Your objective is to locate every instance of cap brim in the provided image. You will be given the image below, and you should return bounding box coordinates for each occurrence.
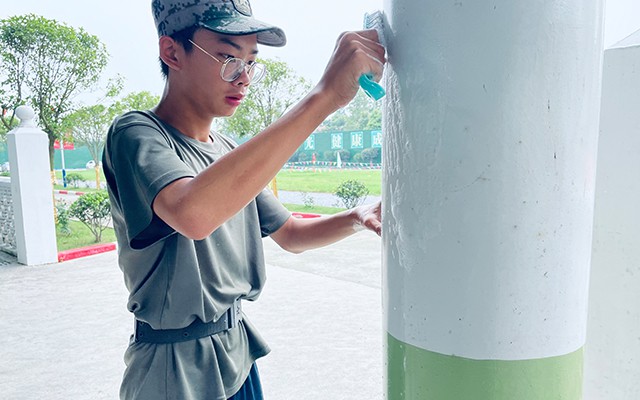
[200,17,287,47]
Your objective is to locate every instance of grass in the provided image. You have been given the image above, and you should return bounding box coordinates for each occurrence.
[282,203,344,215]
[51,168,373,250]
[275,169,382,195]
[56,220,116,252]
[55,169,106,182]
[52,168,383,195]
[53,169,105,192]
[54,204,334,253]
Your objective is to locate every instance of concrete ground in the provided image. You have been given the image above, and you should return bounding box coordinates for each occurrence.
[0,231,383,400]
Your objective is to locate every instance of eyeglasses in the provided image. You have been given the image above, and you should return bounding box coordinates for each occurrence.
[188,39,266,84]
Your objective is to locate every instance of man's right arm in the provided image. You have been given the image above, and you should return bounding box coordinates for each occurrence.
[153,30,386,240]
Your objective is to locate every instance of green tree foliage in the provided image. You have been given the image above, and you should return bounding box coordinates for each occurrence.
[0,102,18,140]
[318,90,382,132]
[218,57,311,137]
[109,90,160,117]
[68,104,114,168]
[0,14,109,169]
[68,87,159,167]
[334,180,369,209]
[55,200,72,236]
[68,192,111,242]
[67,87,159,189]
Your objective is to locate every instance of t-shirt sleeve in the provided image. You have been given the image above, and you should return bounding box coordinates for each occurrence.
[255,188,291,237]
[107,118,195,248]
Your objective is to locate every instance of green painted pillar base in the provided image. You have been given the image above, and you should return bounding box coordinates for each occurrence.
[386,333,583,400]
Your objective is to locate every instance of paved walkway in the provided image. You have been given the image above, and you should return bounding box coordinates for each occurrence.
[0,231,383,400]
[276,190,381,208]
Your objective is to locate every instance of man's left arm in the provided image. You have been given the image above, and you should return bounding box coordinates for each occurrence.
[269,201,381,254]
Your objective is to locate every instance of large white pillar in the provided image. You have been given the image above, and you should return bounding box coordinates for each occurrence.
[584,32,640,399]
[381,1,604,399]
[7,106,58,265]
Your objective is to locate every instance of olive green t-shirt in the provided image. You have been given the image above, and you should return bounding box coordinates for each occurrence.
[102,111,291,400]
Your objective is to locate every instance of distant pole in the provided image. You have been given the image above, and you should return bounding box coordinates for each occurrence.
[60,138,67,188]
[382,0,604,398]
[95,163,101,190]
[270,177,278,199]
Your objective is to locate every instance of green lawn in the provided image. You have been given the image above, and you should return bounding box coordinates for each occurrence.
[282,203,344,215]
[55,169,106,182]
[57,220,116,252]
[51,168,376,252]
[53,168,383,195]
[55,205,338,252]
[275,169,382,195]
[53,169,105,192]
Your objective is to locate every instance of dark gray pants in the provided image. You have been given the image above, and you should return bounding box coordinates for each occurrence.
[228,364,263,400]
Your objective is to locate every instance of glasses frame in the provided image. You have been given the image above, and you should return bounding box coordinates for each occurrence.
[187,39,266,84]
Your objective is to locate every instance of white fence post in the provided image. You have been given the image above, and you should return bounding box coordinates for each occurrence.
[584,34,640,399]
[7,105,58,265]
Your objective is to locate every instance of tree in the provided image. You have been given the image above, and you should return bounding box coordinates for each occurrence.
[318,90,382,132]
[217,57,311,137]
[68,191,111,242]
[0,14,109,170]
[69,104,113,169]
[109,90,160,118]
[0,85,19,140]
[68,88,160,189]
[69,88,160,167]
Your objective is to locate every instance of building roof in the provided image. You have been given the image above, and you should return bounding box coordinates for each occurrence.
[610,28,640,49]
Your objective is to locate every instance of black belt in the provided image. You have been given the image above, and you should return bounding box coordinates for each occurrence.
[134,299,242,344]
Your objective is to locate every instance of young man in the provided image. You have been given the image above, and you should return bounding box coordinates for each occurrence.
[102,0,385,398]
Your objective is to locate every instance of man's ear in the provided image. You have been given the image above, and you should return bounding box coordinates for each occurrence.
[159,36,182,72]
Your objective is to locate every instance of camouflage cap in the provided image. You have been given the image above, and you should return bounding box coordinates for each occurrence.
[151,0,286,47]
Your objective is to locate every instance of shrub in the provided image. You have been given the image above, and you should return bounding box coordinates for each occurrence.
[55,201,72,236]
[298,152,309,162]
[324,150,336,162]
[301,192,315,208]
[352,152,363,163]
[337,149,351,161]
[361,148,380,163]
[334,180,369,209]
[69,191,111,242]
[65,172,83,188]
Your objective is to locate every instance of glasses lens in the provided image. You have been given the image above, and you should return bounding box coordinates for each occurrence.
[250,63,266,83]
[221,58,244,82]
[221,58,266,84]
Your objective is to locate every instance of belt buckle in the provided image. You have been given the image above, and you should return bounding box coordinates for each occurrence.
[228,299,241,329]
[133,319,142,342]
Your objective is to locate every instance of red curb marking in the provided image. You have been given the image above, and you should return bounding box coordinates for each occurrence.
[54,190,85,196]
[57,242,116,262]
[292,212,321,219]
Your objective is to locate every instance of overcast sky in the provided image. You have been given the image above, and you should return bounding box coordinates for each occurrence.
[1,0,638,101]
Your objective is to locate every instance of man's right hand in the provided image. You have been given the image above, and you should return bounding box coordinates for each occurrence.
[315,29,386,111]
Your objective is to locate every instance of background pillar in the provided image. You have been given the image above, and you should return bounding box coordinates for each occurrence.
[7,105,58,265]
[381,1,604,399]
[584,34,640,399]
